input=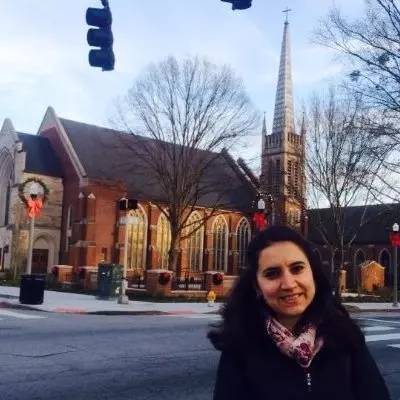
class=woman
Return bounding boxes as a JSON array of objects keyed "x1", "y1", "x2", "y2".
[{"x1": 208, "y1": 225, "x2": 390, "y2": 400}]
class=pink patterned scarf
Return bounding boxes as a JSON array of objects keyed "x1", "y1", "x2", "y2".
[{"x1": 266, "y1": 317, "x2": 324, "y2": 368}]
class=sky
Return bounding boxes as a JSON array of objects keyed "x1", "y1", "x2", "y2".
[{"x1": 1, "y1": 0, "x2": 364, "y2": 167}]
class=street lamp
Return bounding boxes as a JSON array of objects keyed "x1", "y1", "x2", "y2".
[
  {"x1": 391, "y1": 223, "x2": 399, "y2": 307},
  {"x1": 26, "y1": 182, "x2": 40, "y2": 275},
  {"x1": 252, "y1": 192, "x2": 274, "y2": 232}
]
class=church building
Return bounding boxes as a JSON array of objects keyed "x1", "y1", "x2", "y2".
[{"x1": 0, "y1": 18, "x2": 310, "y2": 287}]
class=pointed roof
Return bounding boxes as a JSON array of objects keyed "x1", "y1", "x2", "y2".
[
  {"x1": 262, "y1": 112, "x2": 267, "y2": 135},
  {"x1": 271, "y1": 20, "x2": 295, "y2": 136},
  {"x1": 261, "y1": 112, "x2": 267, "y2": 150},
  {"x1": 301, "y1": 112, "x2": 306, "y2": 136}
]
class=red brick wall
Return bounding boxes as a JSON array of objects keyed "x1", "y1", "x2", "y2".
[
  {"x1": 40, "y1": 128, "x2": 253, "y2": 277},
  {"x1": 81, "y1": 179, "x2": 128, "y2": 267}
]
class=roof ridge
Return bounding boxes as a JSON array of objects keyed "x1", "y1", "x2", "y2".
[{"x1": 60, "y1": 117, "x2": 225, "y2": 157}]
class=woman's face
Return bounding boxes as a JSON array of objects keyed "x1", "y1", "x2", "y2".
[{"x1": 256, "y1": 241, "x2": 316, "y2": 328}]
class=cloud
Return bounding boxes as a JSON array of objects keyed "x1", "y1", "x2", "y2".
[
  {"x1": 0, "y1": 0, "x2": 365, "y2": 152},
  {"x1": 293, "y1": 46, "x2": 344, "y2": 85}
]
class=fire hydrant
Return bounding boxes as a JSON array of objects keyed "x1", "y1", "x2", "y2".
[{"x1": 207, "y1": 290, "x2": 216, "y2": 307}]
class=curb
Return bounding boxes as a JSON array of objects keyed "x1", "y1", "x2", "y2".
[
  {"x1": 0, "y1": 294, "x2": 19, "y2": 300},
  {"x1": 0, "y1": 301, "x2": 50, "y2": 313},
  {"x1": 0, "y1": 301, "x2": 220, "y2": 316},
  {"x1": 85, "y1": 310, "x2": 220, "y2": 316},
  {"x1": 1, "y1": 298, "x2": 398, "y2": 316}
]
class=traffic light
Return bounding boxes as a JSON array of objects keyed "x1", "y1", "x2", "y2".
[
  {"x1": 119, "y1": 198, "x2": 138, "y2": 211},
  {"x1": 86, "y1": 1, "x2": 115, "y2": 71},
  {"x1": 221, "y1": 0, "x2": 252, "y2": 10}
]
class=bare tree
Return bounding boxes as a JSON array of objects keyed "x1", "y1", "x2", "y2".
[
  {"x1": 112, "y1": 56, "x2": 259, "y2": 271},
  {"x1": 316, "y1": 0, "x2": 400, "y2": 115},
  {"x1": 304, "y1": 87, "x2": 387, "y2": 299},
  {"x1": 315, "y1": 0, "x2": 400, "y2": 201}
]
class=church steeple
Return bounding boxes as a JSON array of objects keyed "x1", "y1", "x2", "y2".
[
  {"x1": 271, "y1": 18, "x2": 295, "y2": 137},
  {"x1": 260, "y1": 10, "x2": 306, "y2": 233},
  {"x1": 301, "y1": 111, "x2": 306, "y2": 136},
  {"x1": 261, "y1": 112, "x2": 267, "y2": 150}
]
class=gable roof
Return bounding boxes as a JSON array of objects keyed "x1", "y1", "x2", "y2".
[
  {"x1": 17, "y1": 132, "x2": 63, "y2": 178},
  {"x1": 58, "y1": 118, "x2": 256, "y2": 212},
  {"x1": 308, "y1": 203, "x2": 400, "y2": 245}
]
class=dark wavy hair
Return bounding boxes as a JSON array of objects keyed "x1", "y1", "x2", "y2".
[{"x1": 207, "y1": 225, "x2": 363, "y2": 351}]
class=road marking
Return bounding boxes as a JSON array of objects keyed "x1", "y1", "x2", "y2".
[
  {"x1": 389, "y1": 344, "x2": 400, "y2": 349},
  {"x1": 167, "y1": 314, "x2": 220, "y2": 320},
  {"x1": 357, "y1": 318, "x2": 400, "y2": 325},
  {"x1": 0, "y1": 310, "x2": 45, "y2": 319},
  {"x1": 362, "y1": 326, "x2": 396, "y2": 332},
  {"x1": 365, "y1": 333, "x2": 400, "y2": 342}
]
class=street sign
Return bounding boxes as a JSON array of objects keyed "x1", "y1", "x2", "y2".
[{"x1": 389, "y1": 232, "x2": 400, "y2": 247}]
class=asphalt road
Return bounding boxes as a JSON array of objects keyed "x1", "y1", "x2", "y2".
[{"x1": 0, "y1": 309, "x2": 399, "y2": 400}]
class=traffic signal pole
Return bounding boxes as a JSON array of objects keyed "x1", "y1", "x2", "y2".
[
  {"x1": 85, "y1": 1, "x2": 253, "y2": 71},
  {"x1": 220, "y1": 0, "x2": 252, "y2": 10},
  {"x1": 86, "y1": 0, "x2": 115, "y2": 70}
]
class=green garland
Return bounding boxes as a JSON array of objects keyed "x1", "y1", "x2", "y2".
[{"x1": 18, "y1": 177, "x2": 50, "y2": 208}]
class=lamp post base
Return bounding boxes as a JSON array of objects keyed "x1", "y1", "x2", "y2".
[{"x1": 118, "y1": 294, "x2": 129, "y2": 305}]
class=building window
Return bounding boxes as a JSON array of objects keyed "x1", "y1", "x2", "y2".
[
  {"x1": 127, "y1": 208, "x2": 146, "y2": 269},
  {"x1": 67, "y1": 205, "x2": 73, "y2": 229},
  {"x1": 101, "y1": 247, "x2": 108, "y2": 262},
  {"x1": 237, "y1": 218, "x2": 251, "y2": 269},
  {"x1": 4, "y1": 182, "x2": 11, "y2": 226},
  {"x1": 156, "y1": 214, "x2": 171, "y2": 269},
  {"x1": 379, "y1": 249, "x2": 392, "y2": 286},
  {"x1": 294, "y1": 161, "x2": 299, "y2": 196},
  {"x1": 275, "y1": 159, "x2": 281, "y2": 195},
  {"x1": 267, "y1": 160, "x2": 273, "y2": 187},
  {"x1": 354, "y1": 249, "x2": 366, "y2": 267},
  {"x1": 186, "y1": 212, "x2": 203, "y2": 271},
  {"x1": 65, "y1": 205, "x2": 73, "y2": 252},
  {"x1": 287, "y1": 160, "x2": 293, "y2": 197},
  {"x1": 213, "y1": 216, "x2": 228, "y2": 271}
]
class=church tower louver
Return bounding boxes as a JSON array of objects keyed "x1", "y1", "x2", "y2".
[{"x1": 260, "y1": 15, "x2": 306, "y2": 233}]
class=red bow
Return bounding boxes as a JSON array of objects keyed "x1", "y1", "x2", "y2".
[
  {"x1": 253, "y1": 211, "x2": 267, "y2": 231},
  {"x1": 28, "y1": 198, "x2": 43, "y2": 218}
]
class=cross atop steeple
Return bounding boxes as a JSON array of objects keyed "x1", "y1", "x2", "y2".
[{"x1": 282, "y1": 7, "x2": 292, "y2": 23}]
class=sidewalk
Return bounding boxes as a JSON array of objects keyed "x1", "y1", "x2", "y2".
[
  {"x1": 0, "y1": 286, "x2": 221, "y2": 315},
  {"x1": 0, "y1": 285, "x2": 399, "y2": 315}
]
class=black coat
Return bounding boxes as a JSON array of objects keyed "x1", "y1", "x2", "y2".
[{"x1": 213, "y1": 331, "x2": 391, "y2": 400}]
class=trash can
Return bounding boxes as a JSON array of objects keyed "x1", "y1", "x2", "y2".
[
  {"x1": 19, "y1": 274, "x2": 45, "y2": 305},
  {"x1": 96, "y1": 264, "x2": 123, "y2": 300}
]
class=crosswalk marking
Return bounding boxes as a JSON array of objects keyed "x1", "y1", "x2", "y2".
[
  {"x1": 0, "y1": 310, "x2": 45, "y2": 319},
  {"x1": 358, "y1": 318, "x2": 400, "y2": 325},
  {"x1": 365, "y1": 333, "x2": 400, "y2": 342},
  {"x1": 167, "y1": 314, "x2": 221, "y2": 321},
  {"x1": 362, "y1": 326, "x2": 395, "y2": 332}
]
